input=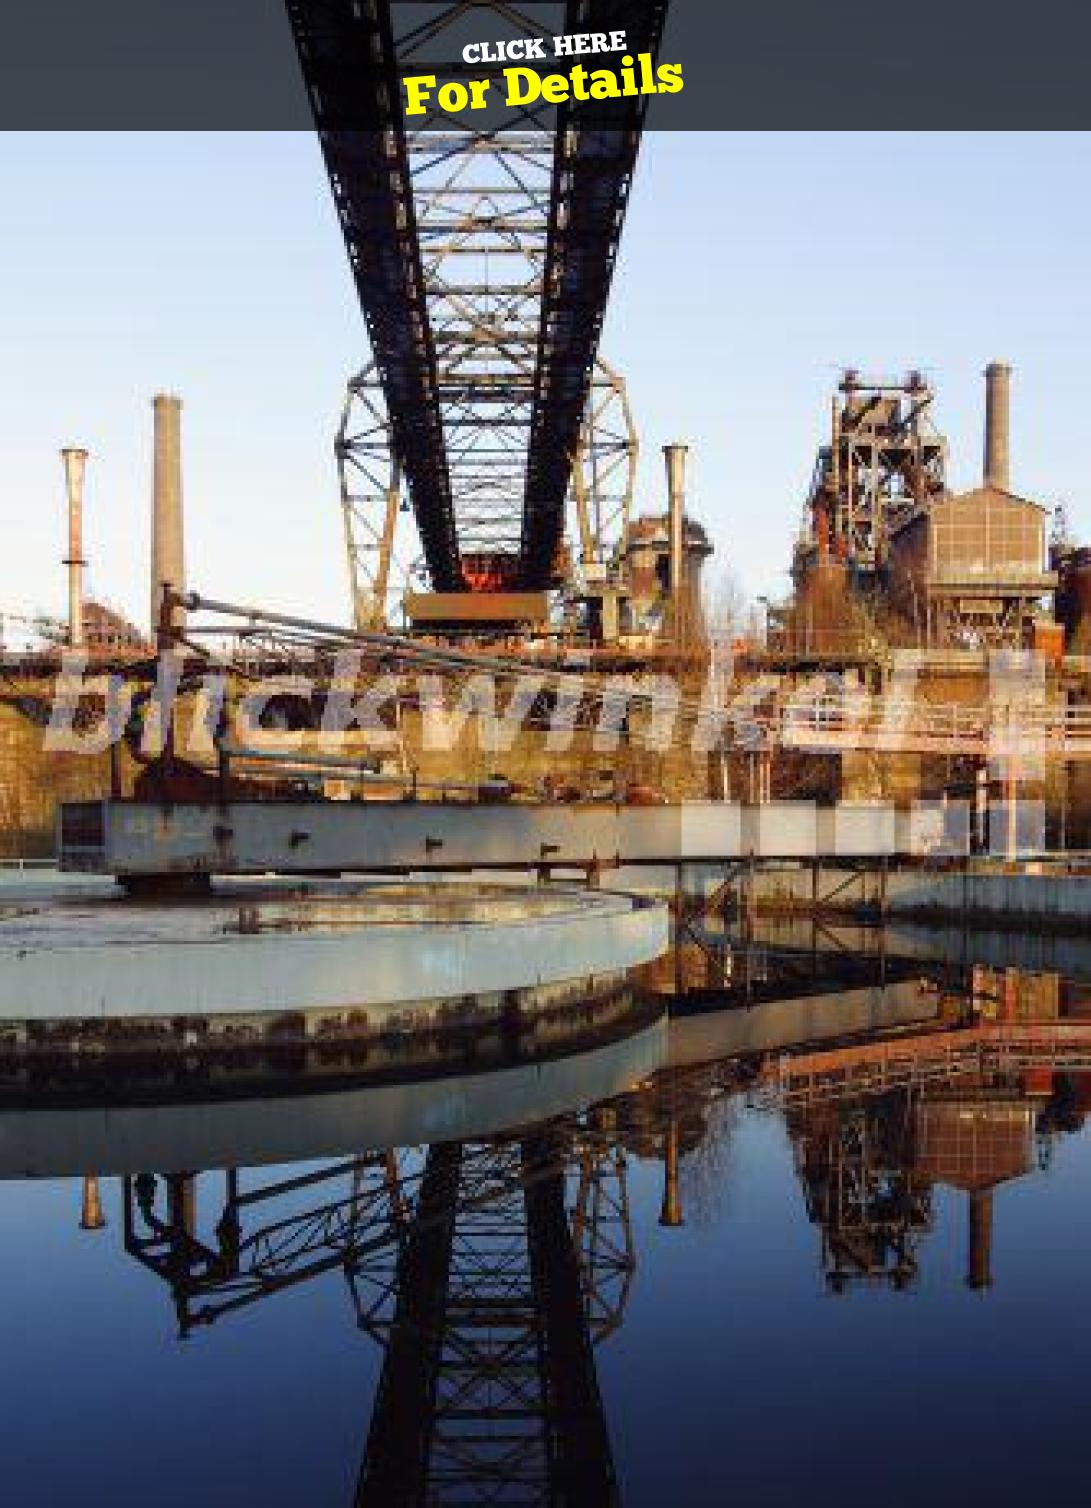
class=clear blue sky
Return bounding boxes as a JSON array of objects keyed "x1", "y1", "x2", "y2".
[{"x1": 3, "y1": 132, "x2": 1090, "y2": 633}]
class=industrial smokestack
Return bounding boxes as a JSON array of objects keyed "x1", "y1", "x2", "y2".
[
  {"x1": 60, "y1": 447, "x2": 88, "y2": 650},
  {"x1": 663, "y1": 442, "x2": 688, "y2": 641},
  {"x1": 984, "y1": 361, "x2": 1012, "y2": 491},
  {"x1": 151, "y1": 394, "x2": 186, "y2": 640}
]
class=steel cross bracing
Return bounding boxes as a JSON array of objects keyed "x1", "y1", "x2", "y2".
[
  {"x1": 123, "y1": 1136, "x2": 630, "y2": 1500},
  {"x1": 798, "y1": 371, "x2": 948, "y2": 582},
  {"x1": 287, "y1": 0, "x2": 663, "y2": 598},
  {"x1": 338, "y1": 352, "x2": 637, "y2": 626},
  {"x1": 406, "y1": 114, "x2": 555, "y2": 588}
]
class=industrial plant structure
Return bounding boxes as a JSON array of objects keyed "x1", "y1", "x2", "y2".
[
  {"x1": 791, "y1": 363, "x2": 1060, "y2": 655},
  {"x1": 4, "y1": 0, "x2": 1091, "y2": 861}
]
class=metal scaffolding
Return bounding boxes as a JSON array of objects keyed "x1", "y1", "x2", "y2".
[
  {"x1": 796, "y1": 369, "x2": 947, "y2": 583},
  {"x1": 338, "y1": 354, "x2": 637, "y2": 628}
]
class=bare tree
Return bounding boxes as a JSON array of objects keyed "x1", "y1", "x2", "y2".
[{"x1": 703, "y1": 565, "x2": 751, "y2": 651}]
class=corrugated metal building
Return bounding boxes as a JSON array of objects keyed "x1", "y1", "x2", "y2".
[{"x1": 889, "y1": 484, "x2": 1056, "y2": 646}]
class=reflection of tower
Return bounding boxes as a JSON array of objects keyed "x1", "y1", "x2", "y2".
[
  {"x1": 571, "y1": 1112, "x2": 636, "y2": 1341},
  {"x1": 658, "y1": 1117, "x2": 684, "y2": 1228},
  {"x1": 914, "y1": 1094, "x2": 1035, "y2": 1293},
  {"x1": 356, "y1": 1135, "x2": 624, "y2": 1506},
  {"x1": 79, "y1": 1175, "x2": 107, "y2": 1232},
  {"x1": 789, "y1": 1094, "x2": 932, "y2": 1292},
  {"x1": 966, "y1": 1189, "x2": 994, "y2": 1292}
]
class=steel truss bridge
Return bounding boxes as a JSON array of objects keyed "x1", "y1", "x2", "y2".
[{"x1": 285, "y1": 0, "x2": 666, "y2": 622}]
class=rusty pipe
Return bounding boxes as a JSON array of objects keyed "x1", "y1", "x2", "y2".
[
  {"x1": 60, "y1": 447, "x2": 89, "y2": 649},
  {"x1": 151, "y1": 394, "x2": 186, "y2": 640},
  {"x1": 663, "y1": 442, "x2": 688, "y2": 643}
]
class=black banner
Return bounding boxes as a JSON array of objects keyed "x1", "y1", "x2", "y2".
[{"x1": 2, "y1": 0, "x2": 1090, "y2": 129}]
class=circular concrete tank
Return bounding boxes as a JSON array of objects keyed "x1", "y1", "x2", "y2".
[{"x1": 0, "y1": 880, "x2": 668, "y2": 1046}]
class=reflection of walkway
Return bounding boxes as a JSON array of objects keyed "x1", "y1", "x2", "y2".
[
  {"x1": 357, "y1": 1136, "x2": 621, "y2": 1506},
  {"x1": 761, "y1": 1020, "x2": 1091, "y2": 1106},
  {"x1": 121, "y1": 1119, "x2": 633, "y2": 1505}
]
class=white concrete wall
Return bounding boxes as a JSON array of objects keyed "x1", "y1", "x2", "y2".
[
  {"x1": 0, "y1": 893, "x2": 668, "y2": 1021},
  {"x1": 69, "y1": 798, "x2": 946, "y2": 878},
  {"x1": 890, "y1": 870, "x2": 1091, "y2": 926}
]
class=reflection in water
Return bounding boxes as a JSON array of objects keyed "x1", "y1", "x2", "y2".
[
  {"x1": 357, "y1": 1136, "x2": 620, "y2": 1505},
  {"x1": 34, "y1": 948, "x2": 1091, "y2": 1504},
  {"x1": 79, "y1": 1175, "x2": 107, "y2": 1233},
  {"x1": 789, "y1": 1095, "x2": 932, "y2": 1291},
  {"x1": 122, "y1": 1128, "x2": 630, "y2": 1504},
  {"x1": 763, "y1": 962, "x2": 1091, "y2": 1294}
]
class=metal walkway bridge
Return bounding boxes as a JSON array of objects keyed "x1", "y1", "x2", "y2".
[
  {"x1": 774, "y1": 693, "x2": 1091, "y2": 760},
  {"x1": 285, "y1": 0, "x2": 667, "y2": 597}
]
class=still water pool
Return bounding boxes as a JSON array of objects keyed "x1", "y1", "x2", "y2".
[{"x1": 2, "y1": 941, "x2": 1089, "y2": 1506}]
